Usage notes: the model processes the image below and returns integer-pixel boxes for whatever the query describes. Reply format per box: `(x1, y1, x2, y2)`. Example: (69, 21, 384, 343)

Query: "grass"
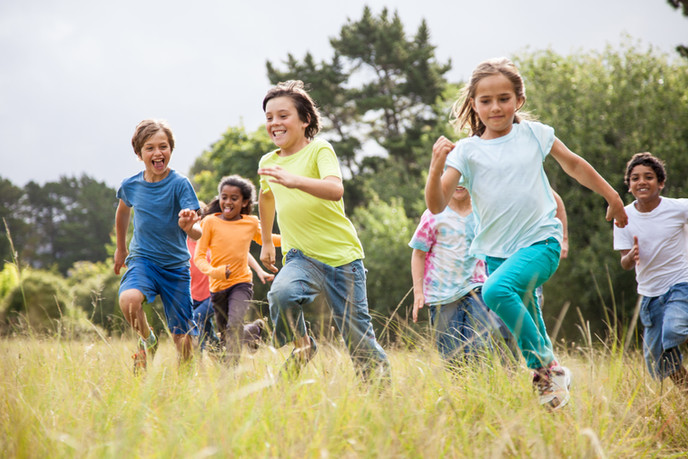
(1, 332, 687, 458)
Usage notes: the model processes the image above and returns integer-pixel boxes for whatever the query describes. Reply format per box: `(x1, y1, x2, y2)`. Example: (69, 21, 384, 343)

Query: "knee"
(268, 284, 299, 312)
(482, 281, 508, 311)
(119, 289, 143, 315)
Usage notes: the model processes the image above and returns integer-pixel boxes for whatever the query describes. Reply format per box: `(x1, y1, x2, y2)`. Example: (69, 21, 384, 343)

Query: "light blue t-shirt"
(409, 208, 486, 306)
(445, 121, 562, 258)
(117, 169, 200, 269)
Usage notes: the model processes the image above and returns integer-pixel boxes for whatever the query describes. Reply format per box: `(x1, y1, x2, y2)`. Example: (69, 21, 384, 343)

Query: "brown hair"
(450, 57, 529, 137)
(131, 119, 175, 157)
(624, 152, 666, 187)
(262, 80, 321, 140)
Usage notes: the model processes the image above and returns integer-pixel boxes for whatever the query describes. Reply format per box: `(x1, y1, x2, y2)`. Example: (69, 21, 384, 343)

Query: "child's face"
(450, 186, 470, 205)
(219, 185, 247, 221)
(628, 164, 663, 203)
(265, 96, 309, 155)
(139, 130, 172, 182)
(470, 73, 523, 139)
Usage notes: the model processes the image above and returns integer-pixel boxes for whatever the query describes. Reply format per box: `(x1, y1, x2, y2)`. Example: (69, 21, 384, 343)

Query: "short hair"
(131, 119, 175, 157)
(624, 152, 666, 187)
(262, 80, 321, 140)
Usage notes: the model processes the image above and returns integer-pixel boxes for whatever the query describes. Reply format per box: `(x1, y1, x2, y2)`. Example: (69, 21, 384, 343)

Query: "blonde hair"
(450, 57, 530, 137)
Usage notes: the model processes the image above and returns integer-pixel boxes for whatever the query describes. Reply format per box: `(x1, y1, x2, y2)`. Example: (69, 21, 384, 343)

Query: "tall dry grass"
(1, 329, 686, 458)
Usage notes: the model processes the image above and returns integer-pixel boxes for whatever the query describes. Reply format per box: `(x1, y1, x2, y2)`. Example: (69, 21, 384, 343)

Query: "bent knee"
(119, 289, 144, 312)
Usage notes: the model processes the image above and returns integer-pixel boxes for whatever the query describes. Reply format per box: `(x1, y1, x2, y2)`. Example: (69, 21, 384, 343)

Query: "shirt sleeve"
(524, 121, 556, 161)
(315, 144, 342, 179)
(408, 211, 437, 252)
(193, 220, 225, 280)
(613, 224, 633, 251)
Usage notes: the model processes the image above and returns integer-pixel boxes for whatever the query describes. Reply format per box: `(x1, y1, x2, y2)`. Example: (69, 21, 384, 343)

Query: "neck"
(448, 198, 472, 217)
(144, 169, 170, 183)
(634, 196, 661, 213)
(279, 138, 310, 157)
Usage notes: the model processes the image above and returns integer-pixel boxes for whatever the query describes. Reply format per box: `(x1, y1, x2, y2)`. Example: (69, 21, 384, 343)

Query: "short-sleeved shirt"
(409, 208, 486, 305)
(258, 138, 363, 267)
(445, 121, 562, 258)
(613, 197, 688, 297)
(117, 169, 199, 269)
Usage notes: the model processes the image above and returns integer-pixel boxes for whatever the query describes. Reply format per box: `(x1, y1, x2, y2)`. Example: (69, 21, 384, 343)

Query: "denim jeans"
(268, 248, 390, 379)
(483, 238, 560, 369)
(193, 297, 218, 350)
(640, 282, 688, 379)
(429, 289, 510, 364)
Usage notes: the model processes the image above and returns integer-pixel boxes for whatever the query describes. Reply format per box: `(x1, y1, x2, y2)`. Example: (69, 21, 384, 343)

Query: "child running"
(425, 58, 628, 410)
(193, 175, 275, 366)
(114, 119, 201, 373)
(258, 80, 390, 382)
(613, 152, 688, 391)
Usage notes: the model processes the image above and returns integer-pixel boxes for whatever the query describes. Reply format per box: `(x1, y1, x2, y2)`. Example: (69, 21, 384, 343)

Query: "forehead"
(629, 164, 657, 176)
(143, 130, 170, 145)
(474, 73, 515, 97)
(220, 184, 243, 195)
(265, 96, 297, 113)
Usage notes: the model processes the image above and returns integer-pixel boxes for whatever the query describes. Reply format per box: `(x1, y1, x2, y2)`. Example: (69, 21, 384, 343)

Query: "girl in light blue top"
(425, 57, 628, 411)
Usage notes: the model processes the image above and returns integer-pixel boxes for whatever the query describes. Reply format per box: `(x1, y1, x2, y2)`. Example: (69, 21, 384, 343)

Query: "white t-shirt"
(613, 197, 688, 297)
(445, 121, 562, 258)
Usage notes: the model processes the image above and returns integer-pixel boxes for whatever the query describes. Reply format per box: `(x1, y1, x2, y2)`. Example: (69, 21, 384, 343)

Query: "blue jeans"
(268, 249, 390, 379)
(640, 282, 688, 380)
(193, 297, 219, 350)
(483, 238, 560, 369)
(429, 289, 508, 364)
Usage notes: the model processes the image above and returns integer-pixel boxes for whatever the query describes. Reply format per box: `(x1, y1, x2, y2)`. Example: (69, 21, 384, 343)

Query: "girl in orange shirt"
(194, 175, 280, 365)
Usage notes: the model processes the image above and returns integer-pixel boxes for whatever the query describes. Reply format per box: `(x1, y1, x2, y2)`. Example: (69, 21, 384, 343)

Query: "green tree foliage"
(0, 178, 28, 265)
(266, 6, 450, 216)
(67, 261, 124, 333)
(189, 126, 274, 204)
(515, 42, 688, 338)
(667, 0, 688, 58)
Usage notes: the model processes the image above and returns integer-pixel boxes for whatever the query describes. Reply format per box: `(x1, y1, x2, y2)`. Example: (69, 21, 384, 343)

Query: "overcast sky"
(1, 0, 686, 189)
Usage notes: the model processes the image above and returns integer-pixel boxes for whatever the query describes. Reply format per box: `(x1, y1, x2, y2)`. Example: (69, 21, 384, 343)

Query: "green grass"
(1, 334, 686, 458)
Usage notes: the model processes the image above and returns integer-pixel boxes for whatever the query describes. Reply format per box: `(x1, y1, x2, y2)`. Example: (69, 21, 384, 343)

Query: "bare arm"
(411, 248, 427, 323)
(257, 166, 344, 201)
(549, 138, 628, 227)
(259, 189, 278, 273)
(551, 189, 569, 259)
(248, 252, 275, 284)
(114, 200, 131, 275)
(178, 208, 202, 240)
(619, 236, 639, 270)
(425, 136, 461, 214)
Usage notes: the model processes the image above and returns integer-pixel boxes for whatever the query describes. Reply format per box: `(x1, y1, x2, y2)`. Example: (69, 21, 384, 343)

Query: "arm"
(411, 248, 427, 323)
(425, 136, 461, 214)
(248, 253, 275, 284)
(619, 236, 639, 270)
(193, 229, 229, 280)
(114, 200, 131, 275)
(551, 189, 569, 259)
(259, 189, 279, 273)
(549, 138, 628, 227)
(178, 208, 202, 240)
(257, 166, 344, 201)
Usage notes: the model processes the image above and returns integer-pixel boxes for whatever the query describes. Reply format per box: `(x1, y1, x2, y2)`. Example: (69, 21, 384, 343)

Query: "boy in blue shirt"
(114, 119, 201, 373)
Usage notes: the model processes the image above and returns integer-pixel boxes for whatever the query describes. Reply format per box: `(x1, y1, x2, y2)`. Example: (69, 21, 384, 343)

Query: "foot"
(278, 335, 318, 379)
(533, 364, 571, 411)
(132, 329, 157, 375)
(243, 318, 267, 353)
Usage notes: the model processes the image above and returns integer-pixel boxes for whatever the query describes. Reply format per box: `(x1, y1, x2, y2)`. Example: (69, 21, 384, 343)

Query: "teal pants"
(483, 238, 560, 369)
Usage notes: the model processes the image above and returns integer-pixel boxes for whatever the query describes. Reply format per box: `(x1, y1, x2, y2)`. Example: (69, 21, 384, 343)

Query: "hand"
(114, 248, 127, 275)
(178, 208, 201, 233)
(225, 265, 231, 279)
(606, 196, 628, 228)
(260, 243, 279, 273)
(628, 236, 640, 266)
(560, 239, 569, 259)
(256, 270, 275, 284)
(258, 166, 301, 189)
(412, 291, 425, 323)
(429, 136, 455, 171)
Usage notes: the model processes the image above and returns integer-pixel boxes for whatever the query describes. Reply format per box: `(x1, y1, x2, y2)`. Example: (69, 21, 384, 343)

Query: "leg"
(483, 239, 560, 370)
(173, 333, 194, 361)
(223, 283, 254, 366)
(431, 301, 466, 364)
(119, 288, 151, 340)
(323, 259, 390, 382)
(193, 297, 217, 350)
(158, 265, 197, 362)
(657, 283, 688, 389)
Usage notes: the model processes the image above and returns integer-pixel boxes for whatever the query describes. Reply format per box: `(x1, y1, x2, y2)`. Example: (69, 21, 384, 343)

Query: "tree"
(0, 178, 27, 266)
(667, 0, 688, 58)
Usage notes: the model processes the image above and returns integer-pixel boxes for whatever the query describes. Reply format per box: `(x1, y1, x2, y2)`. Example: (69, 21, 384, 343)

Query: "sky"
(1, 0, 686, 189)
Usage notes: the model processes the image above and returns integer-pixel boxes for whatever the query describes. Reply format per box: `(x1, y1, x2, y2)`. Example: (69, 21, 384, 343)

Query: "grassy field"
(1, 332, 687, 458)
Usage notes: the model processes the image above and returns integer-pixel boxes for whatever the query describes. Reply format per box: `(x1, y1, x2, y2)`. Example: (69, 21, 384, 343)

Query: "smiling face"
(219, 184, 247, 221)
(139, 130, 172, 182)
(471, 73, 524, 139)
(628, 164, 664, 210)
(264, 96, 310, 156)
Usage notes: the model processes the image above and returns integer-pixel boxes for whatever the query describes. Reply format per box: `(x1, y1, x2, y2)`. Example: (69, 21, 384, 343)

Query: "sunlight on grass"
(1, 333, 686, 458)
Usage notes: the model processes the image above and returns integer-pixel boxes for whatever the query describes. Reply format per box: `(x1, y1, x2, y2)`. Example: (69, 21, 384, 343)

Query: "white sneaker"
(533, 365, 571, 411)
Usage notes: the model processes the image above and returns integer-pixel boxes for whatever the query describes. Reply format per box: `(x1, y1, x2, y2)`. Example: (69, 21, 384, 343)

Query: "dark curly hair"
(202, 175, 257, 217)
(624, 152, 666, 187)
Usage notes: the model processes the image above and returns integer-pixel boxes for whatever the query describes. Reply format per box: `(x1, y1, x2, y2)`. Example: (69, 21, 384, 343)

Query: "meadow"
(1, 326, 687, 459)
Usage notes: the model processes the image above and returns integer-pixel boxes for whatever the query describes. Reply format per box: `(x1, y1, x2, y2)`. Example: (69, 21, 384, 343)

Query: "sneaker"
(132, 329, 157, 375)
(243, 318, 267, 353)
(278, 335, 318, 379)
(533, 364, 571, 411)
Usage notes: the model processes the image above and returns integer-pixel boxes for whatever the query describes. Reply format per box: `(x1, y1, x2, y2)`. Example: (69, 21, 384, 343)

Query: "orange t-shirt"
(194, 214, 281, 293)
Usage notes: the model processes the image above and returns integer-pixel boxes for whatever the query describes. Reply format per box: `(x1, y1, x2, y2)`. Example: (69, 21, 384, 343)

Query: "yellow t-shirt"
(259, 138, 364, 267)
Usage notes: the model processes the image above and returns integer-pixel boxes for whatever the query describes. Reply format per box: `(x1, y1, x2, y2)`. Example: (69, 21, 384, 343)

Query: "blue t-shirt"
(117, 169, 199, 269)
(446, 121, 562, 258)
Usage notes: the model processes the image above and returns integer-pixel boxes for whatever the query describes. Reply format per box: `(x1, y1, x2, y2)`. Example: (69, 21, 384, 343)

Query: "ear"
(470, 98, 477, 111)
(516, 96, 526, 111)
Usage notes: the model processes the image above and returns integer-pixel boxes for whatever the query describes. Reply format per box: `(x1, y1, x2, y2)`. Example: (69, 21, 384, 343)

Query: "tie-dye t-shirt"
(409, 207, 486, 306)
